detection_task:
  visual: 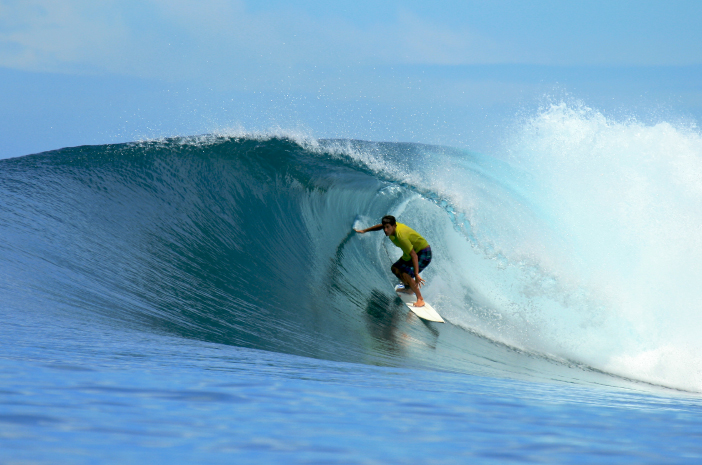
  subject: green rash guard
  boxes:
[389,223,429,261]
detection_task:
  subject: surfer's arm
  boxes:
[354,224,383,233]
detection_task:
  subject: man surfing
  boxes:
[354,215,432,307]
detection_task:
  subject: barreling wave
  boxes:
[1,104,701,392]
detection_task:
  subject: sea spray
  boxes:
[503,102,702,391]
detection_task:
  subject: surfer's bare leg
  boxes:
[392,266,425,307]
[402,272,425,307]
[391,266,412,293]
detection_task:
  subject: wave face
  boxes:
[1,106,701,392]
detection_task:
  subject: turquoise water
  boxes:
[2,110,702,462]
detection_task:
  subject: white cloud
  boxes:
[3,0,697,87]
[381,9,515,65]
[0,0,516,82]
[0,1,131,73]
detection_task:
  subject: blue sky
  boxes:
[1,0,701,158]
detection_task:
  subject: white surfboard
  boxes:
[394,284,445,323]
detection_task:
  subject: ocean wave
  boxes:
[1,113,700,392]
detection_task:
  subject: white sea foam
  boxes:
[499,102,702,391]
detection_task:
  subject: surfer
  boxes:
[354,215,431,307]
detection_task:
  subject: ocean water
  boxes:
[1,103,702,463]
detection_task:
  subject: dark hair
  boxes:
[381,215,396,226]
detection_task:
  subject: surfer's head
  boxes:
[382,215,396,236]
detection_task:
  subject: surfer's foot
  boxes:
[412,298,426,307]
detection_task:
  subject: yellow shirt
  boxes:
[389,223,429,261]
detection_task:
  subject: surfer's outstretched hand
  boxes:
[415,275,425,288]
[353,228,364,234]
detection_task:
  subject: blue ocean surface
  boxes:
[2,105,702,463]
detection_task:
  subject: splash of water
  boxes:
[503,102,702,391]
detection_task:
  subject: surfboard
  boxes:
[394,284,445,323]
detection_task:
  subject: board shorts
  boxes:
[392,246,432,278]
